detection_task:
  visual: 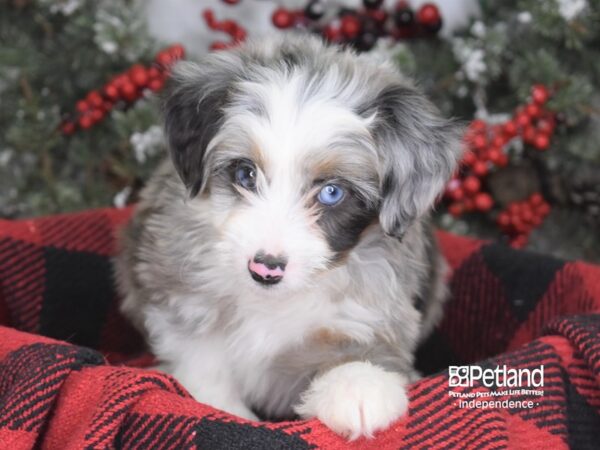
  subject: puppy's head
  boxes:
[163,35,462,293]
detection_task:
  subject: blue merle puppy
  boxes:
[116,34,462,439]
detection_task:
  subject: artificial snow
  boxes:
[113,186,132,208]
[471,21,486,38]
[556,0,587,21]
[130,125,164,164]
[453,39,487,83]
[517,11,532,24]
[45,0,81,16]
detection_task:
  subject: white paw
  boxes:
[294,361,408,440]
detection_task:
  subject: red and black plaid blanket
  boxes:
[0,207,599,449]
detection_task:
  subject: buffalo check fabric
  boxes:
[0,207,599,449]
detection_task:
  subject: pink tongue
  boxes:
[249,260,284,278]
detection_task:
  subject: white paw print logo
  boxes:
[448,366,470,387]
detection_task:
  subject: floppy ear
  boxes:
[369,84,463,239]
[162,60,234,197]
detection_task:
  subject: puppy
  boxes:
[116,34,462,439]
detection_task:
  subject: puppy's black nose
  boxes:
[248,252,287,286]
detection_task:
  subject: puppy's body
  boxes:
[116,35,461,438]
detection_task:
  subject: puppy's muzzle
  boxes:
[248,252,287,286]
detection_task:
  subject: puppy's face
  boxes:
[163,37,461,294]
[203,83,380,292]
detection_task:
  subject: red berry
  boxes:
[491,124,504,136]
[492,135,506,148]
[169,44,185,60]
[76,100,89,113]
[156,51,174,68]
[341,14,362,38]
[148,77,165,92]
[487,148,502,165]
[222,0,239,5]
[61,122,76,135]
[472,161,488,177]
[508,203,520,215]
[148,67,162,80]
[112,74,129,89]
[523,125,536,143]
[90,108,104,123]
[472,134,487,150]
[449,186,465,201]
[462,151,477,166]
[210,41,230,51]
[470,119,486,132]
[417,3,440,26]
[532,84,549,105]
[129,64,149,87]
[503,121,518,137]
[103,84,119,101]
[496,153,509,167]
[529,193,543,205]
[367,8,388,25]
[102,101,113,112]
[533,133,550,150]
[509,213,521,227]
[86,91,103,108]
[78,115,93,129]
[463,176,481,195]
[203,9,216,28]
[233,27,247,42]
[220,19,238,35]
[516,112,531,128]
[448,203,464,217]
[120,82,138,102]
[521,208,534,223]
[497,212,510,228]
[272,8,294,29]
[463,198,475,212]
[526,103,541,118]
[474,192,493,212]
[537,203,551,216]
[323,25,341,42]
[512,217,528,233]
[537,117,555,135]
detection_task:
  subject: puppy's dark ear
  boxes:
[367,84,463,239]
[162,60,233,197]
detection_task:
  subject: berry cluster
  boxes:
[496,194,551,248]
[60,45,185,134]
[203,9,247,50]
[206,0,443,54]
[444,84,555,217]
[272,0,443,51]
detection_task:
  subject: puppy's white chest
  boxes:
[225,291,382,418]
[229,293,341,363]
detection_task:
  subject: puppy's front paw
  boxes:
[294,361,408,440]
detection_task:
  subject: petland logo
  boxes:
[448,365,544,388]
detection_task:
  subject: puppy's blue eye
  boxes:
[234,162,257,191]
[318,184,344,206]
